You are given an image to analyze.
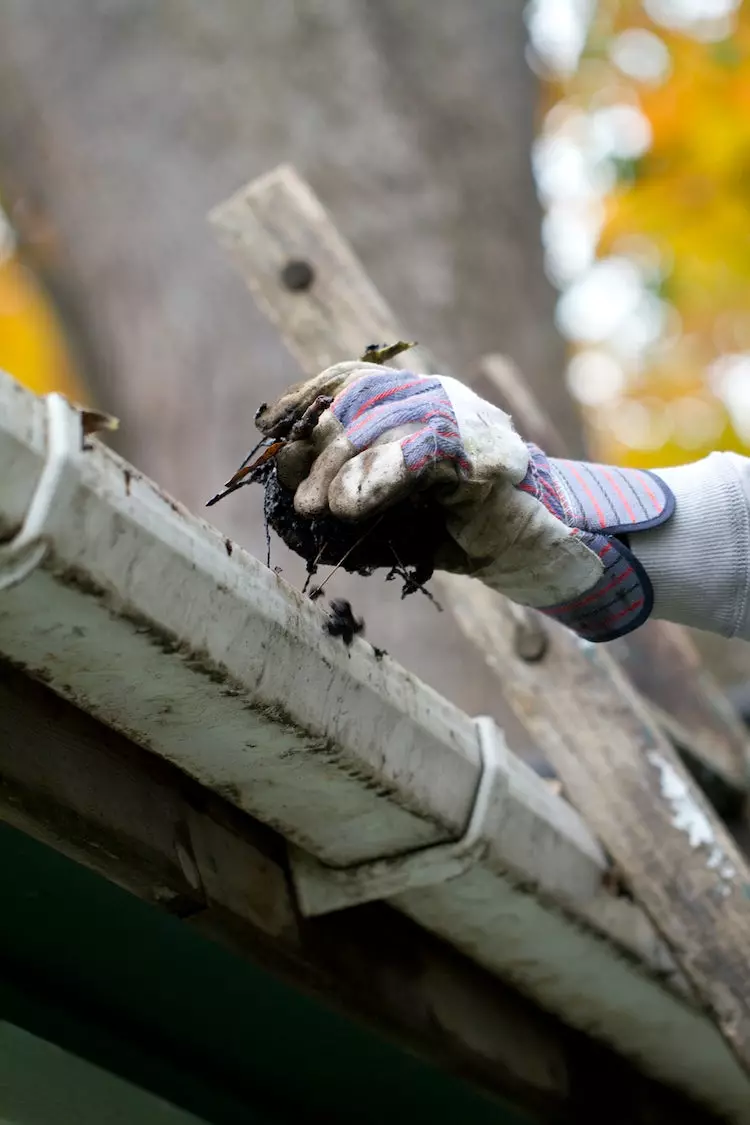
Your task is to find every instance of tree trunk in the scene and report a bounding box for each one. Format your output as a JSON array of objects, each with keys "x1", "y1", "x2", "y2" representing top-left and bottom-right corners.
[{"x1": 0, "y1": 0, "x2": 573, "y2": 722}]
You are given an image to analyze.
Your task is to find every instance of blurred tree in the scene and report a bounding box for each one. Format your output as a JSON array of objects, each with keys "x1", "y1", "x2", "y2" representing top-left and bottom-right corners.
[
  {"x1": 535, "y1": 0, "x2": 750, "y2": 468},
  {"x1": 530, "y1": 0, "x2": 750, "y2": 688},
  {"x1": 0, "y1": 0, "x2": 567, "y2": 724}
]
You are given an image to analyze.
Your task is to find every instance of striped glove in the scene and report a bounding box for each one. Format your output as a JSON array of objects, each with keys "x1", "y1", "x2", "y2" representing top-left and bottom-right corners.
[{"x1": 257, "y1": 362, "x2": 674, "y2": 642}]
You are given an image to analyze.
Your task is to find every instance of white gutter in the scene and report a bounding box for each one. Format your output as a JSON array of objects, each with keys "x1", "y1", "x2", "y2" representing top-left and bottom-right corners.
[{"x1": 0, "y1": 371, "x2": 748, "y2": 1120}]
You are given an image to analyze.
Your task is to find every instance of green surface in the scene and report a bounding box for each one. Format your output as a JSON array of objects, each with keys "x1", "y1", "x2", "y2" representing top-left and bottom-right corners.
[
  {"x1": 0, "y1": 822, "x2": 532, "y2": 1125},
  {"x1": 0, "y1": 1023, "x2": 207, "y2": 1125}
]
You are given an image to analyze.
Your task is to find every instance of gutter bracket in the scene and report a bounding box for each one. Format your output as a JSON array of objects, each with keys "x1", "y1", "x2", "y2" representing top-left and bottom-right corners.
[
  {"x1": 0, "y1": 393, "x2": 81, "y2": 592},
  {"x1": 289, "y1": 715, "x2": 508, "y2": 916}
]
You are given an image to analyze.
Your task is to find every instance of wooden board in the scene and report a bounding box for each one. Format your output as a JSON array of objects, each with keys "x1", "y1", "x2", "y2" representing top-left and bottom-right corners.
[
  {"x1": 477, "y1": 353, "x2": 750, "y2": 809},
  {"x1": 210, "y1": 164, "x2": 750, "y2": 1077},
  {"x1": 0, "y1": 660, "x2": 719, "y2": 1125}
]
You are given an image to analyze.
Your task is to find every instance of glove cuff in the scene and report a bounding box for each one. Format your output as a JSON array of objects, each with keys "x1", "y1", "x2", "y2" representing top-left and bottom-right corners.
[
  {"x1": 518, "y1": 446, "x2": 675, "y2": 642},
  {"x1": 630, "y1": 452, "x2": 750, "y2": 638}
]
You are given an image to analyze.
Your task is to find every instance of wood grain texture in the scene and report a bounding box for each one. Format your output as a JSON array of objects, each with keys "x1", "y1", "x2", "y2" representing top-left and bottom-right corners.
[
  {"x1": 478, "y1": 353, "x2": 750, "y2": 804},
  {"x1": 211, "y1": 164, "x2": 750, "y2": 1077},
  {"x1": 0, "y1": 661, "x2": 720, "y2": 1125}
]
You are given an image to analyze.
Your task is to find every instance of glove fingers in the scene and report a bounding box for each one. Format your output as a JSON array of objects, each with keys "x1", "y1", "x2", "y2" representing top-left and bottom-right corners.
[
  {"x1": 329, "y1": 443, "x2": 411, "y2": 521},
  {"x1": 256, "y1": 362, "x2": 392, "y2": 435},
  {"x1": 295, "y1": 432, "x2": 357, "y2": 517},
  {"x1": 309, "y1": 406, "x2": 344, "y2": 453},
  {"x1": 275, "y1": 405, "x2": 343, "y2": 490},
  {"x1": 275, "y1": 439, "x2": 316, "y2": 491}
]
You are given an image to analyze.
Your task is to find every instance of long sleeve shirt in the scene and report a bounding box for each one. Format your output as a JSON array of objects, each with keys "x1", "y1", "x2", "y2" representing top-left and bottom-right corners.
[{"x1": 634, "y1": 453, "x2": 750, "y2": 641}]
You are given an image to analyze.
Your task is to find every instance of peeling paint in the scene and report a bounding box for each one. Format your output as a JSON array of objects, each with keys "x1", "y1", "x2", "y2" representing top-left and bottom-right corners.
[{"x1": 647, "y1": 750, "x2": 736, "y2": 893}]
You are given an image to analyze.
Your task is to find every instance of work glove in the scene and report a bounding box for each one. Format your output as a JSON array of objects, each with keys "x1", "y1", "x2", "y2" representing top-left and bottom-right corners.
[{"x1": 256, "y1": 362, "x2": 675, "y2": 643}]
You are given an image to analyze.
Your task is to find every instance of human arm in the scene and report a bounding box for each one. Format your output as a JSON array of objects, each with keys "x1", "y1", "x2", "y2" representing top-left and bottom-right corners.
[
  {"x1": 255, "y1": 362, "x2": 750, "y2": 644},
  {"x1": 632, "y1": 453, "x2": 750, "y2": 641}
]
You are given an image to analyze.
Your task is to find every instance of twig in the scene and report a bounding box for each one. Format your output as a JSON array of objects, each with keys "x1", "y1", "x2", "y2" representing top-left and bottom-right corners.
[
  {"x1": 302, "y1": 542, "x2": 328, "y2": 594},
  {"x1": 389, "y1": 544, "x2": 443, "y2": 611},
  {"x1": 309, "y1": 515, "x2": 385, "y2": 599}
]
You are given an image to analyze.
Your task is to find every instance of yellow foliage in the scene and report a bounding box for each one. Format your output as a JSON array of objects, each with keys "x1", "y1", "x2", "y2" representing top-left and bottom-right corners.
[
  {"x1": 0, "y1": 250, "x2": 88, "y2": 403},
  {"x1": 549, "y1": 1, "x2": 750, "y2": 464}
]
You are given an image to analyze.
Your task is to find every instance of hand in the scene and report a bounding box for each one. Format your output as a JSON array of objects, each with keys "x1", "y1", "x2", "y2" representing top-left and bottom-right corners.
[
  {"x1": 257, "y1": 361, "x2": 528, "y2": 515},
  {"x1": 257, "y1": 362, "x2": 674, "y2": 642}
]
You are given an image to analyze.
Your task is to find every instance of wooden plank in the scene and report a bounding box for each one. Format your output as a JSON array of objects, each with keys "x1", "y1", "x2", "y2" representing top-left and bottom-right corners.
[
  {"x1": 0, "y1": 660, "x2": 719, "y2": 1125},
  {"x1": 477, "y1": 353, "x2": 749, "y2": 807},
  {"x1": 210, "y1": 164, "x2": 750, "y2": 1077}
]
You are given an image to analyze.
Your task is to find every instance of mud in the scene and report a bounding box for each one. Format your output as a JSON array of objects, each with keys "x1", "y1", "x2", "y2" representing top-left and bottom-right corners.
[
  {"x1": 324, "y1": 599, "x2": 365, "y2": 645},
  {"x1": 261, "y1": 465, "x2": 444, "y2": 592}
]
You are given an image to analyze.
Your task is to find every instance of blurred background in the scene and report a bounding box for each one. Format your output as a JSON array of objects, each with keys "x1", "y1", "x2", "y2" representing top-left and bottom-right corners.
[
  {"x1": 1, "y1": 0, "x2": 748, "y2": 711},
  {"x1": 531, "y1": 0, "x2": 750, "y2": 470}
]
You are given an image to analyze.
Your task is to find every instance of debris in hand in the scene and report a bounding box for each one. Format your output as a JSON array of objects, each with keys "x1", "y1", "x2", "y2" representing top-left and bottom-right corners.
[
  {"x1": 324, "y1": 599, "x2": 364, "y2": 646},
  {"x1": 208, "y1": 342, "x2": 416, "y2": 510},
  {"x1": 288, "y1": 394, "x2": 333, "y2": 441},
  {"x1": 206, "y1": 342, "x2": 443, "y2": 607},
  {"x1": 205, "y1": 438, "x2": 281, "y2": 506},
  {"x1": 264, "y1": 467, "x2": 445, "y2": 593},
  {"x1": 386, "y1": 545, "x2": 443, "y2": 610}
]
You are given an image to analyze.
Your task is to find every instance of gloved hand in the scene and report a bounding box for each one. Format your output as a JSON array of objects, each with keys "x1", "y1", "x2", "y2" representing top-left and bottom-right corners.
[{"x1": 256, "y1": 362, "x2": 675, "y2": 642}]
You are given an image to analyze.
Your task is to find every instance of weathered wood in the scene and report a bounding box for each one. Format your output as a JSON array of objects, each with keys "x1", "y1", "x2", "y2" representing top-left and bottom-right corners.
[
  {"x1": 478, "y1": 353, "x2": 750, "y2": 807},
  {"x1": 211, "y1": 164, "x2": 750, "y2": 1077},
  {"x1": 0, "y1": 661, "x2": 719, "y2": 1125}
]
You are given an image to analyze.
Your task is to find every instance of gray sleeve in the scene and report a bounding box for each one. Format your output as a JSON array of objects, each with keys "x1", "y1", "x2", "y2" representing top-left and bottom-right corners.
[{"x1": 632, "y1": 452, "x2": 750, "y2": 640}]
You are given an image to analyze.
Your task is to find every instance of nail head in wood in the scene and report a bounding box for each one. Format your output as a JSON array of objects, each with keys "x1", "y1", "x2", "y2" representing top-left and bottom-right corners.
[
  {"x1": 509, "y1": 604, "x2": 549, "y2": 662},
  {"x1": 281, "y1": 258, "x2": 315, "y2": 292}
]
